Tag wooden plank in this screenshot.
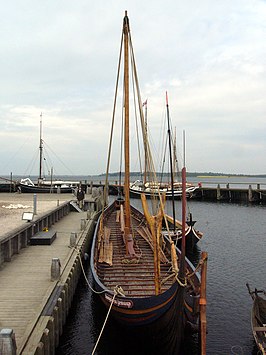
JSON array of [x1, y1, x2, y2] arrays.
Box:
[[0, 208, 94, 354], [254, 326, 266, 331]]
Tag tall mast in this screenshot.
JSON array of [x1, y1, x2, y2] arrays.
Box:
[[39, 112, 43, 184], [166, 92, 176, 234], [144, 100, 148, 185], [179, 130, 187, 280], [123, 11, 131, 246]]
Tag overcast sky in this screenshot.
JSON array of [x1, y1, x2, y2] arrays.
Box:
[[0, 0, 265, 177]]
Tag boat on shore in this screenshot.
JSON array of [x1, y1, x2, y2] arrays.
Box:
[[90, 11, 206, 353], [246, 283, 266, 354]]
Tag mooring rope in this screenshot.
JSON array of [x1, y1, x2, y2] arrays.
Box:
[[73, 246, 105, 294], [91, 286, 121, 355], [187, 254, 207, 279], [73, 246, 126, 354]]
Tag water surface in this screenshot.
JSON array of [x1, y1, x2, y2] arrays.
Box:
[[56, 199, 266, 354]]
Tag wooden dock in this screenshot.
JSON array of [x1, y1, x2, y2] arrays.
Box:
[[1, 179, 266, 204], [0, 193, 103, 354], [194, 183, 266, 203]]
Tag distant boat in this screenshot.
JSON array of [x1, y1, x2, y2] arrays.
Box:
[[90, 11, 204, 353], [129, 96, 198, 200], [19, 114, 79, 193], [246, 283, 266, 354], [129, 179, 198, 199], [19, 177, 79, 193]]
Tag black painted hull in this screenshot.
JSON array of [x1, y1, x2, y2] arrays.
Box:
[[19, 183, 74, 193]]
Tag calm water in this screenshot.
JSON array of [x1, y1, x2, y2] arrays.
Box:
[[56, 198, 266, 355]]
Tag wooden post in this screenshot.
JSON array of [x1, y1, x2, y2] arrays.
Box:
[[248, 185, 253, 202], [199, 251, 208, 355], [0, 329, 17, 355], [80, 218, 86, 230], [51, 258, 61, 281], [10, 172, 12, 193], [217, 184, 221, 201], [70, 232, 77, 247]]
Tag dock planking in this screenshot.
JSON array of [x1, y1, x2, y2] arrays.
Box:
[[0, 206, 97, 354]]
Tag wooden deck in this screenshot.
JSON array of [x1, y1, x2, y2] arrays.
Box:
[[0, 209, 93, 354], [96, 209, 175, 298]]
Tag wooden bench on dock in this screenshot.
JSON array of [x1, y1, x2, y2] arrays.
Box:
[[30, 230, 57, 245]]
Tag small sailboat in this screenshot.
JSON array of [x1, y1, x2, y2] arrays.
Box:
[[90, 11, 205, 353], [247, 283, 266, 354], [19, 113, 79, 193], [129, 98, 198, 200]]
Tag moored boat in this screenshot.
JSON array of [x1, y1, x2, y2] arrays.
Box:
[[247, 283, 266, 354], [90, 11, 206, 353], [18, 113, 79, 193], [129, 179, 198, 199], [19, 177, 78, 193]]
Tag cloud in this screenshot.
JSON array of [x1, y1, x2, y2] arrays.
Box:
[[0, 0, 266, 176]]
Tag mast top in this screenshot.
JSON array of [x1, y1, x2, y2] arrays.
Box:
[[123, 11, 130, 33]]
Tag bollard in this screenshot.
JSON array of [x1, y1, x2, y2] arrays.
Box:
[[92, 187, 98, 198], [248, 185, 253, 202], [80, 218, 86, 230], [217, 184, 221, 201], [70, 232, 77, 247], [0, 329, 17, 355], [33, 193, 37, 215], [51, 258, 61, 281]]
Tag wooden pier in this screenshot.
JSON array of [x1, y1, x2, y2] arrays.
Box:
[[0, 192, 103, 354], [1, 178, 266, 204], [194, 183, 266, 203]]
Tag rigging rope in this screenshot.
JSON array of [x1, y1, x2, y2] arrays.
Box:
[[103, 30, 124, 209]]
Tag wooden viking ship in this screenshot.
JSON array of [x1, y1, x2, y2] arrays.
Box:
[[90, 11, 204, 352]]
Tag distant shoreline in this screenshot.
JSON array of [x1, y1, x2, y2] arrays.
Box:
[[1, 172, 266, 180]]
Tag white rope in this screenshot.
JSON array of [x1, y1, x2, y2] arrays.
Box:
[[91, 287, 119, 355], [72, 246, 123, 354], [73, 246, 105, 294]]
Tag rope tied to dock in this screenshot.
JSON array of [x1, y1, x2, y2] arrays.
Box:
[[91, 285, 121, 355], [71, 246, 106, 295]]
